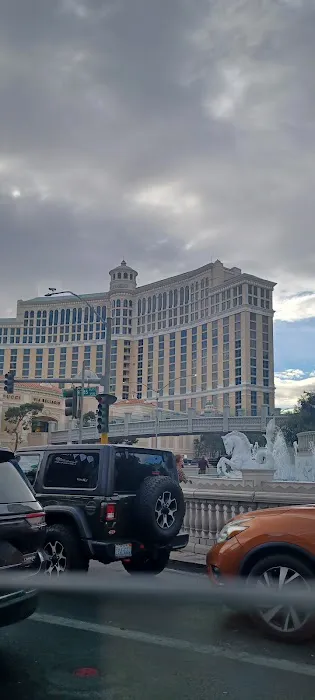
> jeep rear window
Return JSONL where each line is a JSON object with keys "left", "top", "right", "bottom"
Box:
{"left": 44, "top": 452, "right": 99, "bottom": 489}
{"left": 16, "top": 454, "right": 41, "bottom": 485}
{"left": 0, "top": 461, "right": 36, "bottom": 503}
{"left": 114, "top": 449, "right": 176, "bottom": 492}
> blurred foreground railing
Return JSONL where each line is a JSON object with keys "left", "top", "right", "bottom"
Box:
{"left": 1, "top": 571, "right": 315, "bottom": 615}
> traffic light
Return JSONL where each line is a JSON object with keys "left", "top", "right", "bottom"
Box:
{"left": 96, "top": 394, "right": 107, "bottom": 433}
{"left": 96, "top": 393, "right": 117, "bottom": 443}
{"left": 64, "top": 388, "right": 79, "bottom": 418}
{"left": 4, "top": 370, "right": 15, "bottom": 394}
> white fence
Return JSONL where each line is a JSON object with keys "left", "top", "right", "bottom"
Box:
{"left": 181, "top": 478, "right": 315, "bottom": 555}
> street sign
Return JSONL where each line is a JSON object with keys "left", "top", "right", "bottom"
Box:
{"left": 80, "top": 388, "right": 98, "bottom": 397}
{"left": 63, "top": 387, "right": 98, "bottom": 398}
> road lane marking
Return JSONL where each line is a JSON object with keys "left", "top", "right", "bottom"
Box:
{"left": 32, "top": 612, "right": 315, "bottom": 677}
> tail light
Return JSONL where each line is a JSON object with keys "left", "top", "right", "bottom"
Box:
{"left": 25, "top": 512, "right": 46, "bottom": 529}
{"left": 100, "top": 503, "right": 116, "bottom": 522}
{"left": 105, "top": 504, "right": 116, "bottom": 522}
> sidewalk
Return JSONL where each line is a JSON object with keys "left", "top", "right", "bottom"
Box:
{"left": 169, "top": 549, "right": 207, "bottom": 572}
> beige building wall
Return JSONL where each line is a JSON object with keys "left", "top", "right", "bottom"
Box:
{"left": 0, "top": 259, "right": 275, "bottom": 421}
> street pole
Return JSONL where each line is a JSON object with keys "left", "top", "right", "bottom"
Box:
{"left": 100, "top": 316, "right": 112, "bottom": 445}
{"left": 155, "top": 391, "right": 158, "bottom": 449}
{"left": 67, "top": 419, "right": 73, "bottom": 445}
{"left": 78, "top": 361, "right": 85, "bottom": 444}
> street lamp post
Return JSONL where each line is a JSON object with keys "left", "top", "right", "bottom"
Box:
{"left": 45, "top": 289, "right": 112, "bottom": 444}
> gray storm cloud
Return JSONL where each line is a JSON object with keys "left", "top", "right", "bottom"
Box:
{"left": 0, "top": 0, "right": 314, "bottom": 313}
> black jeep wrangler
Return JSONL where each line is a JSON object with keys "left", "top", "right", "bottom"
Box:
{"left": 16, "top": 444, "right": 188, "bottom": 575}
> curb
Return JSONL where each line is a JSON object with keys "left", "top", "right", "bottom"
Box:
{"left": 167, "top": 559, "right": 207, "bottom": 575}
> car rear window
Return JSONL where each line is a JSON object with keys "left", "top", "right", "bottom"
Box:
{"left": 0, "top": 461, "right": 36, "bottom": 503}
{"left": 44, "top": 451, "right": 99, "bottom": 489}
{"left": 114, "top": 448, "right": 176, "bottom": 492}
{"left": 16, "top": 453, "right": 41, "bottom": 485}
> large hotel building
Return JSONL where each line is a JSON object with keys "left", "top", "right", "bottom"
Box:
{"left": 0, "top": 259, "right": 275, "bottom": 416}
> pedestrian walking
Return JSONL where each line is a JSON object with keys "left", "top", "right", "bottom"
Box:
{"left": 198, "top": 455, "right": 208, "bottom": 475}
{"left": 175, "top": 453, "right": 188, "bottom": 484}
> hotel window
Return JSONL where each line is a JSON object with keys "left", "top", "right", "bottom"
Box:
{"left": 122, "top": 341, "right": 131, "bottom": 400}
{"left": 169, "top": 332, "right": 176, "bottom": 396}
{"left": 265, "top": 289, "right": 270, "bottom": 310}
{"left": 147, "top": 337, "right": 154, "bottom": 397}
{"left": 59, "top": 347, "right": 67, "bottom": 378}
{"left": 180, "top": 399, "right": 186, "bottom": 412}
{"left": 235, "top": 390, "right": 242, "bottom": 416}
{"left": 137, "top": 339, "right": 144, "bottom": 399}
{"left": 96, "top": 345, "right": 103, "bottom": 375}
{"left": 84, "top": 345, "right": 91, "bottom": 370}
{"left": 250, "top": 313, "right": 257, "bottom": 385}
{"left": 35, "top": 348, "right": 43, "bottom": 378}
{"left": 201, "top": 324, "right": 207, "bottom": 391}
{"left": 180, "top": 330, "right": 187, "bottom": 395}
{"left": 158, "top": 335, "right": 164, "bottom": 396}
{"left": 22, "top": 349, "right": 30, "bottom": 378}
{"left": 10, "top": 349, "right": 17, "bottom": 372}
{"left": 222, "top": 317, "right": 229, "bottom": 388}
{"left": 109, "top": 340, "right": 117, "bottom": 394}
{"left": 0, "top": 349, "right": 4, "bottom": 375}
{"left": 248, "top": 284, "right": 258, "bottom": 307}
{"left": 235, "top": 314, "right": 241, "bottom": 386}
{"left": 71, "top": 346, "right": 79, "bottom": 377}
{"left": 260, "top": 288, "right": 271, "bottom": 310}
{"left": 262, "top": 316, "right": 270, "bottom": 387}
{"left": 48, "top": 348, "right": 55, "bottom": 378}
{"left": 233, "top": 285, "right": 242, "bottom": 308}
{"left": 191, "top": 327, "right": 197, "bottom": 394}
{"left": 100, "top": 305, "right": 106, "bottom": 339}
{"left": 212, "top": 320, "right": 218, "bottom": 389}
{"left": 263, "top": 392, "right": 270, "bottom": 411}
{"left": 251, "top": 390, "right": 257, "bottom": 417}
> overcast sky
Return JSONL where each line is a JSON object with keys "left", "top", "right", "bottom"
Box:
{"left": 1, "top": 0, "right": 315, "bottom": 407}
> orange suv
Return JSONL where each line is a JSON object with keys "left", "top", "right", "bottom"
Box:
{"left": 207, "top": 505, "right": 315, "bottom": 642}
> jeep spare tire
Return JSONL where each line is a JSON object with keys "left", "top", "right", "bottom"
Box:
{"left": 134, "top": 476, "right": 185, "bottom": 543}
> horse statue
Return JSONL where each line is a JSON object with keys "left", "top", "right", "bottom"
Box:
{"left": 217, "top": 431, "right": 253, "bottom": 478}
{"left": 217, "top": 429, "right": 275, "bottom": 478}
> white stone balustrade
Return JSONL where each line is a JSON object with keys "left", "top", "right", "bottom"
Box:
{"left": 181, "top": 478, "right": 315, "bottom": 556}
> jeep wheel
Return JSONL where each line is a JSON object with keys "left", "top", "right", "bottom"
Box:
{"left": 134, "top": 476, "right": 185, "bottom": 544}
{"left": 122, "top": 550, "right": 170, "bottom": 575}
{"left": 45, "top": 523, "right": 89, "bottom": 575}
{"left": 247, "top": 554, "right": 315, "bottom": 642}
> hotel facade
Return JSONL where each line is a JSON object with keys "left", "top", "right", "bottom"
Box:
{"left": 0, "top": 259, "right": 275, "bottom": 416}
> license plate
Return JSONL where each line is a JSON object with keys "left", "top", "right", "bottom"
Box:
{"left": 115, "top": 544, "right": 132, "bottom": 559}
{"left": 23, "top": 553, "right": 36, "bottom": 566}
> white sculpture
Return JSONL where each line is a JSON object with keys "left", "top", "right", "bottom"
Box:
{"left": 217, "top": 426, "right": 275, "bottom": 478}
{"left": 251, "top": 441, "right": 259, "bottom": 459}
{"left": 217, "top": 431, "right": 254, "bottom": 478}
{"left": 264, "top": 417, "right": 277, "bottom": 453}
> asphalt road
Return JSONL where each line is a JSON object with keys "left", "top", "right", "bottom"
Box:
{"left": 2, "top": 562, "right": 315, "bottom": 699}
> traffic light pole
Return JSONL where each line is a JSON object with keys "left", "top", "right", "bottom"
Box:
{"left": 78, "top": 361, "right": 85, "bottom": 444}
{"left": 100, "top": 317, "right": 112, "bottom": 444}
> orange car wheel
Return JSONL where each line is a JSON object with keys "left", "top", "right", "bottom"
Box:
{"left": 247, "top": 554, "right": 315, "bottom": 643}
